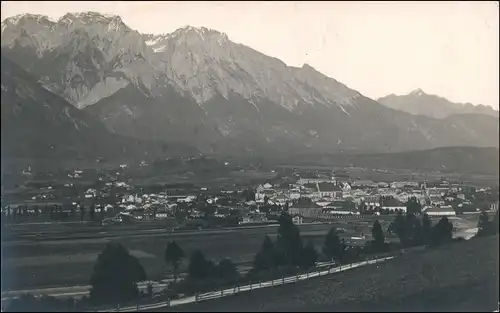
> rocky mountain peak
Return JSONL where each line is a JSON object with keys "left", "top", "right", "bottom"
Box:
{"left": 409, "top": 88, "right": 425, "bottom": 96}
{"left": 58, "top": 12, "right": 123, "bottom": 25}
{"left": 2, "top": 13, "right": 54, "bottom": 27}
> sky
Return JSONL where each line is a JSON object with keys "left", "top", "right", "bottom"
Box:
{"left": 1, "top": 1, "right": 499, "bottom": 109}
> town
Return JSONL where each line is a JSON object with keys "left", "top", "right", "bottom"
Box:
{"left": 2, "top": 159, "right": 498, "bottom": 228}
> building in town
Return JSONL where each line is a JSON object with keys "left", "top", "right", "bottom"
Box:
{"left": 297, "top": 177, "right": 333, "bottom": 185}
{"left": 380, "top": 198, "right": 406, "bottom": 212}
{"left": 292, "top": 214, "right": 303, "bottom": 225}
{"left": 424, "top": 205, "right": 456, "bottom": 217}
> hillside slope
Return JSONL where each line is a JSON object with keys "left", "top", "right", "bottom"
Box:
{"left": 158, "top": 235, "right": 499, "bottom": 312}
{"left": 286, "top": 146, "right": 500, "bottom": 176}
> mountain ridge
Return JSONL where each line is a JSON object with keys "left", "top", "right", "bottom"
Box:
{"left": 378, "top": 89, "right": 499, "bottom": 119}
{"left": 1, "top": 12, "right": 498, "bottom": 156}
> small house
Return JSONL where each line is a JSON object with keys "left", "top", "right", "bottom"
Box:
{"left": 292, "top": 214, "right": 303, "bottom": 225}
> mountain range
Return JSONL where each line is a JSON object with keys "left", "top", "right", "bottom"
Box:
{"left": 1, "top": 12, "right": 498, "bottom": 159}
{"left": 0, "top": 55, "right": 196, "bottom": 160}
{"left": 378, "top": 89, "right": 499, "bottom": 119}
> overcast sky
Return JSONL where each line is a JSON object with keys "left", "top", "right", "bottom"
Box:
{"left": 2, "top": 1, "right": 499, "bottom": 109}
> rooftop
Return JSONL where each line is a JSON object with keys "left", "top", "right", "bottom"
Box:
{"left": 317, "top": 183, "right": 342, "bottom": 192}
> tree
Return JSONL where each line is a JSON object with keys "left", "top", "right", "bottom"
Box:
{"left": 477, "top": 211, "right": 491, "bottom": 236}
{"left": 421, "top": 213, "right": 432, "bottom": 234}
{"left": 89, "top": 205, "right": 95, "bottom": 222}
{"left": 147, "top": 283, "right": 153, "bottom": 300}
{"left": 389, "top": 211, "right": 408, "bottom": 246}
{"left": 405, "top": 213, "right": 421, "bottom": 246}
{"left": 431, "top": 216, "right": 454, "bottom": 246}
{"left": 200, "top": 205, "right": 216, "bottom": 217}
{"left": 493, "top": 210, "right": 499, "bottom": 234}
{"left": 322, "top": 227, "right": 344, "bottom": 262}
{"left": 215, "top": 258, "right": 240, "bottom": 282}
{"left": 242, "top": 189, "right": 255, "bottom": 202}
{"left": 89, "top": 243, "right": 147, "bottom": 305}
{"left": 406, "top": 197, "right": 422, "bottom": 215}
{"left": 252, "top": 235, "right": 275, "bottom": 273}
{"left": 79, "top": 205, "right": 85, "bottom": 222}
{"left": 300, "top": 240, "right": 318, "bottom": 269}
{"left": 164, "top": 241, "right": 185, "bottom": 283}
{"left": 342, "top": 245, "right": 361, "bottom": 263}
{"left": 187, "top": 250, "right": 213, "bottom": 281}
{"left": 371, "top": 220, "right": 386, "bottom": 251}
{"left": 359, "top": 201, "right": 368, "bottom": 214}
{"left": 274, "top": 213, "right": 303, "bottom": 267}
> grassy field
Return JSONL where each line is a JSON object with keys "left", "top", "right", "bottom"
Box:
{"left": 152, "top": 234, "right": 499, "bottom": 312}
{"left": 2, "top": 220, "right": 390, "bottom": 290}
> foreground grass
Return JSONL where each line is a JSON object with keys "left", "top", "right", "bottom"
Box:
{"left": 153, "top": 235, "right": 499, "bottom": 312}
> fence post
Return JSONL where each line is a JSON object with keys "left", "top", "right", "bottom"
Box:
{"left": 137, "top": 304, "right": 139, "bottom": 312}
{"left": 306, "top": 272, "right": 309, "bottom": 278}
{"left": 195, "top": 293, "right": 198, "bottom": 303}
{"left": 167, "top": 298, "right": 170, "bottom": 307}
{"left": 282, "top": 276, "right": 284, "bottom": 284}
{"left": 250, "top": 280, "right": 252, "bottom": 290}
{"left": 221, "top": 289, "right": 223, "bottom": 297}
{"left": 272, "top": 278, "right": 274, "bottom": 286}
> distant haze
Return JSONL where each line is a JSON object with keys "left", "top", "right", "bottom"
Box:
{"left": 1, "top": 1, "right": 498, "bottom": 109}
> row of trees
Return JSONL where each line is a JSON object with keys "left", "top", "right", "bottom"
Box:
{"left": 250, "top": 214, "right": 319, "bottom": 277}
{"left": 164, "top": 213, "right": 320, "bottom": 294}
{"left": 388, "top": 212, "right": 455, "bottom": 247}
{"left": 1, "top": 203, "right": 117, "bottom": 223}
{"left": 477, "top": 210, "right": 499, "bottom": 237}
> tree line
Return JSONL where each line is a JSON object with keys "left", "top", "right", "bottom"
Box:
{"left": 1, "top": 203, "right": 117, "bottom": 223}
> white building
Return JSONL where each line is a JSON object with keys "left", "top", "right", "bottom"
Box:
{"left": 380, "top": 198, "right": 407, "bottom": 212}
{"left": 296, "top": 177, "right": 333, "bottom": 185}
{"left": 425, "top": 206, "right": 456, "bottom": 216}
{"left": 255, "top": 187, "right": 276, "bottom": 203}
{"left": 490, "top": 202, "right": 499, "bottom": 212}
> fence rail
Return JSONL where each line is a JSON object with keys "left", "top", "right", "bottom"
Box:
{"left": 101, "top": 255, "right": 395, "bottom": 312}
